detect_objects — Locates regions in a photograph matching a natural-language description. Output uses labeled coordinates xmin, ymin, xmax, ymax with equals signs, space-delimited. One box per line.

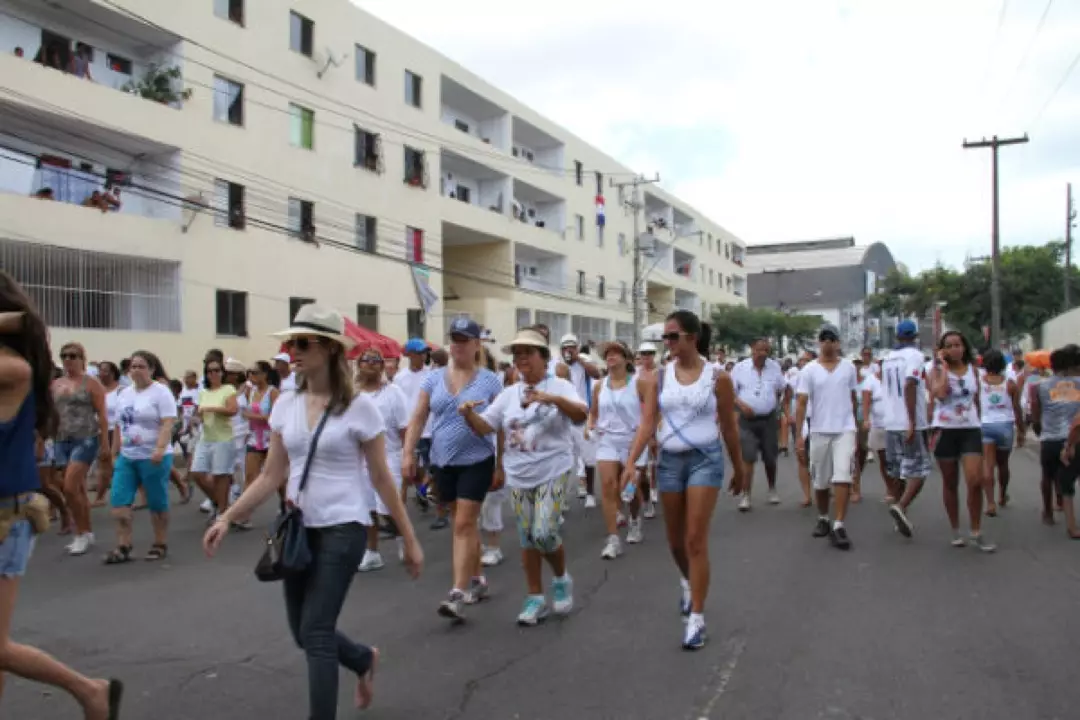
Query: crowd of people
xmin=2 ymin=265 xmax=1078 ymax=718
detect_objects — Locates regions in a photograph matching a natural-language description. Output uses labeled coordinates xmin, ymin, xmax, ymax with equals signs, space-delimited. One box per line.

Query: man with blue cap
xmin=395 ymin=337 xmax=434 ymax=512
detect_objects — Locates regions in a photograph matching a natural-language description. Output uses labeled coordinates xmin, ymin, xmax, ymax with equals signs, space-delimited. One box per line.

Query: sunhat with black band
xmin=271 ymin=304 xmax=357 ymax=350
xmin=502 ymin=327 xmax=548 ymax=355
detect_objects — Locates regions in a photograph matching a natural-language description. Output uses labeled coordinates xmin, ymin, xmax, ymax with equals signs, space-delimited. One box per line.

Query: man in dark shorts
xmin=729 ymin=338 xmax=786 ymax=511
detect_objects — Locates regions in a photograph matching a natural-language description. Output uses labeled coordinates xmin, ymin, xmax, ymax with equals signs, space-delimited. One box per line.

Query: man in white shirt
xmin=273 ymin=352 xmax=297 ymax=392
xmin=879 ymin=319 xmax=931 ymax=538
xmin=394 ymin=338 xmax=435 ymax=513
xmin=558 ymin=334 xmax=601 ymax=507
xmin=795 ymin=324 xmax=859 ymax=550
xmin=730 ymin=338 xmax=787 ymax=510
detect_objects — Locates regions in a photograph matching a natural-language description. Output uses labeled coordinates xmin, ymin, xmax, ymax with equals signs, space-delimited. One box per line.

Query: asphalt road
xmin=5 ymin=444 xmax=1079 ymax=720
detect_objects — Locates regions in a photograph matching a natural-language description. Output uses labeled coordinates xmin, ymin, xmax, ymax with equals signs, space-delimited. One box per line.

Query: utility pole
xmin=1066 ymin=182 xmax=1076 ymax=311
xmin=962 ymin=134 xmax=1029 ymax=349
xmin=612 ymin=173 xmax=660 ymax=347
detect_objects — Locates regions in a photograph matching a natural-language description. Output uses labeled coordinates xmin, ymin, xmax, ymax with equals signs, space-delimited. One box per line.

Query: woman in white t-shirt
xmin=203 ymin=305 xmax=423 ymax=716
xmin=459 ymin=327 xmax=588 ymax=627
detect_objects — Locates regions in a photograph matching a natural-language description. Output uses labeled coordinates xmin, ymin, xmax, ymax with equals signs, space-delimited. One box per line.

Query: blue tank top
xmin=0 ymin=391 xmax=41 ymax=496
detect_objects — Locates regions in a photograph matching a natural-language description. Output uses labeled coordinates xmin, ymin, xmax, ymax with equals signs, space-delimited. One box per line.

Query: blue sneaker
xmin=683 ymin=616 xmax=707 ymax=650
xmin=516 ymin=595 xmax=549 ymax=626
xmin=551 ymin=574 xmax=574 ymax=615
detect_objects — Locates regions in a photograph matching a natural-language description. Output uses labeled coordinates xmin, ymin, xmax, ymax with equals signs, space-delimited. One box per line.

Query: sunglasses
xmin=359 ymin=355 xmax=384 ymax=365
xmin=661 ymin=332 xmax=685 ymax=343
xmin=819 ymin=334 xmax=839 ymax=343
xmin=60 ymin=352 xmax=81 ymax=360
xmin=286 ymin=336 xmax=322 ymax=352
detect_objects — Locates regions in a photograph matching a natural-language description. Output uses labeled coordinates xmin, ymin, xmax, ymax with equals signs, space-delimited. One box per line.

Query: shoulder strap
xmin=297 ymin=407 xmax=332 ymax=495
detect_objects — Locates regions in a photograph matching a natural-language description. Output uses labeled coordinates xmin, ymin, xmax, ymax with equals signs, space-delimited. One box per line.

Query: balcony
xmin=440 ymin=148 xmax=510 ymax=214
xmin=674 ymin=288 xmax=699 ymax=313
xmin=511 ymin=116 xmax=564 ymax=176
xmin=673 ymin=248 xmax=695 ymax=282
xmin=512 ymin=177 xmax=565 ymax=240
xmin=644 ymin=191 xmax=674 ymax=235
xmin=731 ymin=244 xmax=746 ymax=267
xmin=733 ymin=275 xmax=746 ymax=298
xmin=514 ymin=243 xmax=567 ymax=296
xmin=440 ymin=75 xmax=510 ymax=152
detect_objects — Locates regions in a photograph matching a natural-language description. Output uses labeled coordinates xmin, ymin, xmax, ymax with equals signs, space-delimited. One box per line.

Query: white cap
xmin=480 ymin=328 xmax=496 ymax=343
xmin=637 ymin=342 xmax=658 ymax=354
xmin=272 ymin=352 xmax=292 ymax=363
xmin=559 ymin=333 xmax=579 ymax=348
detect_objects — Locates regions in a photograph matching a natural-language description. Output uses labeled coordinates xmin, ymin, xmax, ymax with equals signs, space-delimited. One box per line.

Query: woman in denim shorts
xmin=623 ymin=310 xmax=746 ymax=651
xmin=978 ymin=350 xmax=1024 ymax=514
xmin=189 ymin=357 xmax=238 ymax=521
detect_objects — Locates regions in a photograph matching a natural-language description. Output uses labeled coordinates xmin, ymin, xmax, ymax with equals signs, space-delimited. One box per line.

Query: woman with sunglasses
xmin=929 ymin=330 xmax=994 ymax=551
xmin=189 ymin=358 xmax=238 ymax=523
xmin=204 ymin=304 xmax=422 ymax=718
xmin=622 ymin=310 xmax=745 ymax=650
xmin=240 ymin=361 xmax=279 ymax=507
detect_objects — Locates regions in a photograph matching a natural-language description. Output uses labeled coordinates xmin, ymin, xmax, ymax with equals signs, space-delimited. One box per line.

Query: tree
xmin=710 ymin=305 xmax=823 ymax=355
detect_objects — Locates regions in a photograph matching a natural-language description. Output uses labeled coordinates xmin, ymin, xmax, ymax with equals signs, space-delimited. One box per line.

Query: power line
xmin=1029 ymin=44 xmax=1080 ymax=131
xmin=998 ymin=0 xmax=1054 ymax=112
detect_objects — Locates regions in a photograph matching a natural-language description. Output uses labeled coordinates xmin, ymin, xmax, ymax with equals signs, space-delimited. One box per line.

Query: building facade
xmin=745 ymin=237 xmax=897 ymax=353
xmin=0 ymin=0 xmax=746 ymax=370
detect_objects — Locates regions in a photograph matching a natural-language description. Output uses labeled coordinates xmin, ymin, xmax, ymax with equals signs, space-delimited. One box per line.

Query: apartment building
xmin=0 ymin=0 xmax=747 ymax=370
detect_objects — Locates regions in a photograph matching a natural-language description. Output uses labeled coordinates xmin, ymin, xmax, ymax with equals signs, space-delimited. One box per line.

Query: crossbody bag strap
xmin=296 ymin=406 xmax=332 ymax=496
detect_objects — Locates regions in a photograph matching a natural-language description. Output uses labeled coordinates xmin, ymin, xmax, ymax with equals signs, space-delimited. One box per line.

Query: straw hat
xmin=600 ymin=341 xmax=632 ymax=360
xmin=271 ymin=304 xmax=356 ymax=350
xmin=224 ymin=358 xmax=246 ymax=373
xmin=502 ymin=328 xmax=549 ymax=355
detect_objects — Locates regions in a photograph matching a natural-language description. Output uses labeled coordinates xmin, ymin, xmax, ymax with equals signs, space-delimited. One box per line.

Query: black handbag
xmin=254 ymin=407 xmax=330 ymax=582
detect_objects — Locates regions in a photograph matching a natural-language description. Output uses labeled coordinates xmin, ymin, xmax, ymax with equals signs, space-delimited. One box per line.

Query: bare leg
xmin=451 ymin=500 xmax=482 ymax=590
xmin=61 ymin=461 xmax=92 ymax=535
xmin=683 ymin=486 xmax=719 ymax=613
xmin=597 ymin=461 xmax=621 ymax=535
xmin=981 ymin=443 xmax=998 ymax=515
xmin=660 ymin=491 xmax=690 ymax=578
xmin=961 ymin=454 xmax=984 ymax=534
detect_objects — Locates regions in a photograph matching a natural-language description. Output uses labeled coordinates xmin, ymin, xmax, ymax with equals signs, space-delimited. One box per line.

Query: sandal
xmin=104 ymin=546 xmax=133 ymax=564
xmin=145 ymin=544 xmax=168 ymax=561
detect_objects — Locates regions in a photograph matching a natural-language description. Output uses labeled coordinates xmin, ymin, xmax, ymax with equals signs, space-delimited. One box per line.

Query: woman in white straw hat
xmin=459 ymin=327 xmax=587 ymax=626
xmin=203 ymin=304 xmax=423 ymax=717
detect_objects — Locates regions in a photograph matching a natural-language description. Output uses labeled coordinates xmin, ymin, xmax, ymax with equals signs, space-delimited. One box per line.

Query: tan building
xmin=0 ymin=0 xmax=746 ymax=371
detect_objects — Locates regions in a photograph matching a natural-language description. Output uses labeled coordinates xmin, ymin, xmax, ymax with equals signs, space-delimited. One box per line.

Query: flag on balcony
xmin=595 ymin=194 xmax=606 ymax=227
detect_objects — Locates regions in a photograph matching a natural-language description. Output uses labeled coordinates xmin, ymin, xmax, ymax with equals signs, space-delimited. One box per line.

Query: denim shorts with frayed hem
xmin=0 ymin=519 xmax=36 ymax=578
xmin=656 ymin=442 xmax=725 ymax=493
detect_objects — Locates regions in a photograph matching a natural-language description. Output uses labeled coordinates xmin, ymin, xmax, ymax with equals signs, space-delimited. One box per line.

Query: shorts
xmin=53 ymin=436 xmax=100 ymax=468
xmin=191 ymin=440 xmax=236 ymax=475
xmin=595 ymin=433 xmax=647 ymax=468
xmin=868 ymin=427 xmax=887 ymax=452
xmin=0 ymin=518 xmax=36 ymax=578
xmin=656 ymin=442 xmax=725 ymax=493
xmin=1040 ymin=440 xmax=1080 ymax=498
xmin=480 ymin=487 xmax=507 ymax=533
xmin=416 ymin=438 xmax=432 ymax=469
xmin=38 ymin=439 xmax=54 ymax=468
xmin=368 ymin=461 xmax=403 ymax=516
xmin=808 ymin=431 xmax=856 ymax=490
xmin=885 ymin=430 xmax=932 ymax=480
xmin=932 ymin=427 xmax=983 ymax=460
xmin=432 ymin=455 xmax=495 ymax=504
xmin=981 ymin=422 xmax=1014 ymax=451
xmin=738 ymin=413 xmax=779 ymax=464
xmin=573 ymin=425 xmax=596 ymax=474
xmin=511 ymin=473 xmax=569 ymax=553
xmin=111 ymin=454 xmax=174 ymax=512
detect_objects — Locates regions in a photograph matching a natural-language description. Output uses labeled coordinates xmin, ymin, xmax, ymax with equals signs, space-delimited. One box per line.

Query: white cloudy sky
xmin=354 ymin=0 xmax=1079 ymax=272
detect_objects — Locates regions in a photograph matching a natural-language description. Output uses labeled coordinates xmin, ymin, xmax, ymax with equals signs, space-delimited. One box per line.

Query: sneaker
xmin=969 ymin=534 xmax=997 ymax=553
xmin=767 ymin=490 xmax=781 ymax=505
xmin=481 ymin=547 xmax=504 ymax=567
xmin=551 ymin=575 xmax=574 ymax=614
xmin=812 ymin=517 xmax=831 ymax=538
xmin=738 ymin=494 xmax=751 ymax=512
xmin=951 ymin=532 xmax=966 ymax=548
xmin=65 ymin=531 xmax=94 ymax=551
xmin=650 ymin=488 xmax=659 ymax=504
xmin=357 ymin=550 xmax=384 ymax=572
xmin=67 ymin=533 xmax=93 ymax=556
xmin=600 ymin=534 xmax=622 ymax=560
xmin=199 ymin=498 xmax=214 ymax=513
xmin=889 ymin=504 xmax=914 ymax=538
xmin=438 ymin=590 xmax=466 ymax=623
xmin=830 ymin=526 xmax=852 ymax=550
xmin=643 ymin=501 xmax=657 ymax=519
xmin=516 ymin=595 xmax=549 ymax=626
xmin=679 ymin=580 xmax=692 ymax=617
xmin=626 ymin=519 xmax=644 ymax=545
xmin=464 ymin=576 xmax=489 ymax=604
xmin=430 ymin=516 xmax=449 ymax=530
xmin=228 ymin=484 xmax=242 ymax=504
xmin=616 ymin=511 xmax=627 ymax=528
xmin=584 ymin=495 xmax=597 ymax=509
xmin=683 ymin=615 xmax=707 ymax=650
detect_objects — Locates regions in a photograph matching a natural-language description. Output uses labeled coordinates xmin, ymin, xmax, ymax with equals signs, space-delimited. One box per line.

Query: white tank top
xmin=931 ymin=364 xmax=981 ymax=429
xmin=979 ymin=376 xmax=1014 ymax=425
xmin=657 ymin=357 xmax=718 ymax=452
xmin=597 ymin=375 xmax=641 ymax=437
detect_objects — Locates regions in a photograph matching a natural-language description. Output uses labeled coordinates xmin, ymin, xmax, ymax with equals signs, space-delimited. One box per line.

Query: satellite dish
xmin=316 ymin=47 xmax=348 ymax=79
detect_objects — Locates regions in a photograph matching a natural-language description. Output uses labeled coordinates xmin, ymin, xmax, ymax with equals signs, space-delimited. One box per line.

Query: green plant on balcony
xmin=121 ymin=64 xmax=192 ymax=105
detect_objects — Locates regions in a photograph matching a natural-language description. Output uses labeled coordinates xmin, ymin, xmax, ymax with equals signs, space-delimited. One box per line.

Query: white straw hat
xmin=502 ymin=328 xmax=549 ymax=355
xmin=271 ymin=304 xmax=356 ymax=350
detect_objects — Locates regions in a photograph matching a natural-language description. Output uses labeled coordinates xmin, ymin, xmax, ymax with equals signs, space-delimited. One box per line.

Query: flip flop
xmin=107 ymin=678 xmax=124 ymax=720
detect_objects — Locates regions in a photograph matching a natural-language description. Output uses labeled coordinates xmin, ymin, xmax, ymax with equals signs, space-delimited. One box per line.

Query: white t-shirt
xmin=730 ymin=358 xmax=785 ymax=416
xmin=860 ymin=373 xmax=886 ymax=429
xmin=880 ymin=346 xmax=929 ymax=432
xmin=104 ymin=386 xmax=122 ymax=430
xmin=796 ymin=359 xmax=858 ymax=434
xmin=280 ymin=373 xmax=297 ymax=393
xmin=393 ymin=365 xmax=433 ymax=438
xmin=178 ymin=386 xmax=199 ymax=432
xmin=269 ymin=391 xmax=385 ymax=528
xmin=362 ymin=383 xmax=408 ymax=471
xmin=114 ymin=383 xmax=177 ymax=461
xmin=481 ymin=377 xmax=583 ymax=489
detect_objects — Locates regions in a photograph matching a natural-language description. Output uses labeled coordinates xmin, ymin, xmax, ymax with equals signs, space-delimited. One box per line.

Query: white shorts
xmin=868 ymin=428 xmax=887 ymax=453
xmin=479 ymin=488 xmax=507 ymax=532
xmin=369 ymin=461 xmax=403 ymax=516
xmin=573 ymin=425 xmax=596 ymax=475
xmin=808 ymin=431 xmax=856 ymax=490
xmin=595 ymin=433 xmax=647 ymax=468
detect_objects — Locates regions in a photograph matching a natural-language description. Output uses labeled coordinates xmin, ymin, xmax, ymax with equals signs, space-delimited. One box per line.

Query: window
xmin=215 ymin=289 xmax=247 ymax=337
xmin=214 ymin=179 xmax=245 ymax=230
xmin=354 ymin=126 xmax=381 ymax=172
xmin=618 ymin=232 xmax=627 ymax=256
xmin=406 ymin=226 xmax=424 ymax=263
xmin=577 ymin=270 xmax=586 ymax=295
xmin=355 ymin=213 xmax=377 ymax=253
xmin=454 ymin=119 xmax=469 ymax=133
xmin=709 ymin=268 xmax=715 ymax=285
xmin=708 ymin=233 xmax=713 ymax=251
xmin=404 ymin=146 xmax=426 ymax=187
xmin=214 ymin=0 xmax=244 ymax=26
xmin=289 ymin=11 xmax=313 ymax=57
xmin=213 ymin=76 xmax=244 ymax=126
xmin=354 ymin=44 xmax=375 ymax=85
xmin=455 ymin=185 xmax=471 ymax=204
xmin=405 ymin=70 xmax=422 ymax=108
xmin=700 ymin=266 xmax=706 ymax=283
xmin=106 ymin=53 xmax=132 ymax=75
xmin=289 ymin=297 xmax=315 ymax=324
xmin=288 ymin=197 xmax=316 ymax=243
xmin=516 ymin=308 xmax=532 ymax=329
xmin=356 ymin=303 xmax=378 ymax=331
xmin=575 ymin=214 xmax=584 ymax=241
xmin=289 ymin=103 xmax=314 ymax=149
xmin=574 ymin=161 xmax=583 ymax=186
xmin=619 ymin=280 xmax=628 ymax=304
xmin=724 ymin=243 xmax=730 ymax=259
xmin=407 ymin=308 xmax=424 ymax=338
xmin=597 ymin=275 xmax=605 ymax=299
xmin=717 ymin=272 xmax=723 ymax=287
xmin=595 ymin=171 xmax=604 ymax=194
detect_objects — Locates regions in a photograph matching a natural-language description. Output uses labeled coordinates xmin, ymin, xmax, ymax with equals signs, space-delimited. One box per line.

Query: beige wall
xmin=1043 ymin=307 xmax=1080 ymax=350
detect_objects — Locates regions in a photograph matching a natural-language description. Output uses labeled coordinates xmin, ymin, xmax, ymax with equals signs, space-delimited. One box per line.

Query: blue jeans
xmin=283 ymin=522 xmax=372 ymax=720
xmin=53 ymin=436 xmax=100 ymax=467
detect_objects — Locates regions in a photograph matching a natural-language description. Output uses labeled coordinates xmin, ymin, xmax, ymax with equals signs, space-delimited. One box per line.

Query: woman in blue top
xmin=402 ymin=318 xmax=503 ymax=624
xmin=0 ymin=271 xmax=122 ymax=718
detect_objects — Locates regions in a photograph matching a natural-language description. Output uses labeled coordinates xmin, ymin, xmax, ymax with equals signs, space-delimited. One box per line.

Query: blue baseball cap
xmin=896 ymin=320 xmax=918 ymax=338
xmin=403 ymin=338 xmax=428 ymax=354
xmin=447 ymin=317 xmax=482 ymax=339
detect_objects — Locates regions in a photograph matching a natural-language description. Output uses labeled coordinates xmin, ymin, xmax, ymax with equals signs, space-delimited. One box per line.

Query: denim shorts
xmin=656 ymin=442 xmax=725 ymax=493
xmin=111 ymin=454 xmax=174 ymax=512
xmin=981 ymin=422 xmax=1014 ymax=451
xmin=0 ymin=519 xmax=36 ymax=578
xmin=191 ymin=440 xmax=236 ymax=475
xmin=53 ymin=436 xmax=100 ymax=468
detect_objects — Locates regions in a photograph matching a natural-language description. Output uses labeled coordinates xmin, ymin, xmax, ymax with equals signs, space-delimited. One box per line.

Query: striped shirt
xmin=422 ymin=367 xmax=502 ymax=467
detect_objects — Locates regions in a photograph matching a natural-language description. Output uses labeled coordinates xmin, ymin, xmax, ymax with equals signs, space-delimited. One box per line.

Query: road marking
xmin=694 ymin=636 xmax=747 ymax=720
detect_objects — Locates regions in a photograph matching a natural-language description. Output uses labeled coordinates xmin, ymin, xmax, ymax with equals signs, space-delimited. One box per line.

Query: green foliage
xmin=121 ymin=64 xmax=192 ymax=105
xmin=866 ymin=243 xmax=1080 ymax=346
xmin=710 ymin=305 xmax=823 ymax=354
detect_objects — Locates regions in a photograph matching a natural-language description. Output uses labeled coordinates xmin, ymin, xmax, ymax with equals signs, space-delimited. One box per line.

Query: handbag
xmin=254 ymin=406 xmax=330 ymax=582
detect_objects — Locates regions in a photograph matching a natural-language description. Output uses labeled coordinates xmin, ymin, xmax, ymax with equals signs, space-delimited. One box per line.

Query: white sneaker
xmin=551 ymin=574 xmax=574 ymax=614
xmin=481 ymin=547 xmax=504 ymax=566
xmin=738 ymin=494 xmax=752 ymax=512
xmin=199 ymin=498 xmax=214 ymax=513
xmin=643 ymin=502 xmax=657 ymax=519
xmin=650 ymin=488 xmax=659 ymax=504
xmin=584 ymin=495 xmax=597 ymax=509
xmin=626 ymin=519 xmax=644 ymax=544
xmin=357 ymin=550 xmax=385 ymax=572
xmin=68 ymin=533 xmax=92 ymax=556
xmin=600 ymin=534 xmax=622 ymax=559
xmin=767 ymin=490 xmax=781 ymax=505
xmin=228 ymin=484 xmax=242 ymax=504
xmin=616 ymin=510 xmax=627 ymax=528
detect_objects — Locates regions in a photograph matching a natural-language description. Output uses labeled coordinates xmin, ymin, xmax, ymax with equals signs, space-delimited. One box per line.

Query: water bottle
xmin=621 ymin=479 xmax=637 ymax=504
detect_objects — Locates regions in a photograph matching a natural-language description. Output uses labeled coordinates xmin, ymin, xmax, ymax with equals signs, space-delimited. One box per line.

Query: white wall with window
xmin=571 ymin=315 xmax=611 ymax=347
xmin=534 ymin=311 xmax=568 ymax=344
